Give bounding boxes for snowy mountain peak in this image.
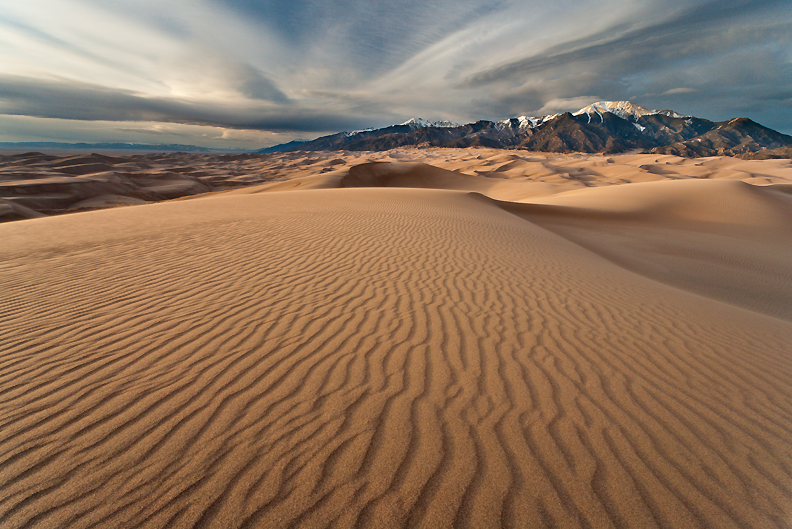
[655,109,691,119]
[540,113,561,124]
[496,116,539,130]
[345,127,375,136]
[573,101,655,122]
[400,118,461,129]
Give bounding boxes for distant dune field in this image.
[2,150,792,528]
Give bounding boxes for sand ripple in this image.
[1,188,792,528]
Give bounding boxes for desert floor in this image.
[2,149,792,528]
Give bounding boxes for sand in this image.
[1,149,792,528]
[3,149,792,220]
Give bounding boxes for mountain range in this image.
[260,101,792,157]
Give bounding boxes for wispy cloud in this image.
[461,0,787,87]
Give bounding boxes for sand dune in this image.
[2,150,792,528]
[502,179,792,320]
[3,148,791,220]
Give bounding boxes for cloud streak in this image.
[462,0,788,87]
[0,75,366,132]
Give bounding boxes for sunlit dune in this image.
[2,149,792,528]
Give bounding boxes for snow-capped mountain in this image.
[573,101,655,122]
[496,116,539,130]
[573,101,695,122]
[401,118,461,129]
[261,101,792,157]
[346,128,375,136]
[655,109,691,119]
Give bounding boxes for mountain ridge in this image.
[260,101,792,157]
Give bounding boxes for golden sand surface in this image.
[1,149,792,528]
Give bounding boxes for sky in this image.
[0,0,790,149]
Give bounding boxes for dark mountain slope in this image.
[259,101,792,157]
[652,118,792,157]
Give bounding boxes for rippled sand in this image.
[1,151,792,528]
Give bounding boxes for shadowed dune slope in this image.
[341,162,490,191]
[337,162,556,203]
[2,188,792,528]
[498,179,792,320]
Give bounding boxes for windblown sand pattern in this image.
[2,153,792,528]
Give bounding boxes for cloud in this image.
[661,88,696,95]
[461,0,789,88]
[234,63,290,103]
[534,97,604,115]
[0,74,365,132]
[160,49,291,103]
[0,114,296,148]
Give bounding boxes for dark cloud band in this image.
[0,75,364,132]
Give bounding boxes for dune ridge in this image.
[2,153,792,528]
[3,148,792,221]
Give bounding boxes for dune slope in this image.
[499,178,792,320]
[1,187,792,528]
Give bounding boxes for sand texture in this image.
[2,149,792,528]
